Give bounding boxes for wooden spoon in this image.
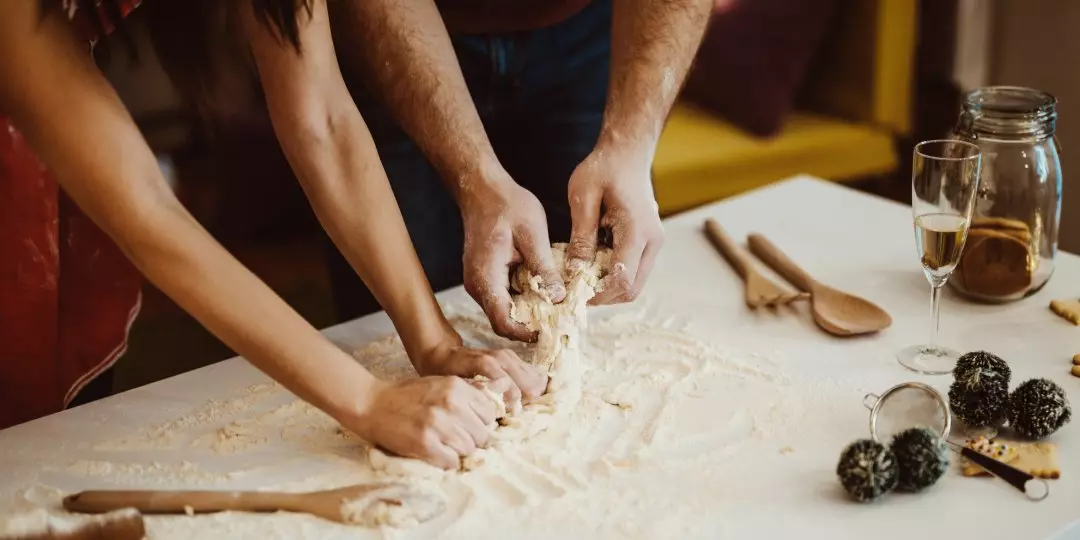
[62,482,445,528]
[746,233,892,336]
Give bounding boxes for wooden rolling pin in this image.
[63,482,445,527]
[1,508,144,540]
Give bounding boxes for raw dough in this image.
[496,243,611,441]
[339,484,446,528]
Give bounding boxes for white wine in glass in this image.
[915,213,967,276]
[897,140,982,375]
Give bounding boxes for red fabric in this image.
[0,0,144,429]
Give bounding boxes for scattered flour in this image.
[1,245,815,538]
[338,484,447,528]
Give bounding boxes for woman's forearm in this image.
[0,2,381,425]
[272,106,458,362]
[121,201,382,420]
[241,0,459,365]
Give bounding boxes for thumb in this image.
[567,187,601,266]
[517,229,566,303]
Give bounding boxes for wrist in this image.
[319,357,385,426]
[450,156,516,208]
[331,370,387,432]
[594,129,658,166]
[405,323,462,375]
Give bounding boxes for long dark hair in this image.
[39,0,312,49]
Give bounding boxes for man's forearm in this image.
[331,0,507,201]
[600,0,712,157]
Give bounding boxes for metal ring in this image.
[1025,478,1051,501]
[865,381,952,444]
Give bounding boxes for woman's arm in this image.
[0,1,494,469]
[239,0,546,400]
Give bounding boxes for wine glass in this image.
[897,139,982,375]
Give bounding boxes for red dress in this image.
[0,0,144,429]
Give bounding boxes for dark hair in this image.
[250,0,314,51]
[40,0,312,49]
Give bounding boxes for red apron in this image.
[0,0,144,429]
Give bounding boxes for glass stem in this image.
[928,283,943,351]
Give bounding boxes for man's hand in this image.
[460,177,566,341]
[349,376,497,470]
[413,336,549,405]
[567,148,664,305]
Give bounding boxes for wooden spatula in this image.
[62,482,445,527]
[747,233,892,336]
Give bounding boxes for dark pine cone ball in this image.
[1008,378,1072,440]
[889,427,949,492]
[949,375,1009,428]
[953,351,1011,387]
[836,439,899,502]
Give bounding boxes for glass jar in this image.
[949,86,1063,303]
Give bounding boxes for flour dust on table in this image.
[0,258,813,538]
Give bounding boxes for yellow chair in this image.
[653,0,917,215]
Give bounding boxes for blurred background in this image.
[99,0,1077,392]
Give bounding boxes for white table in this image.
[2,175,1079,539]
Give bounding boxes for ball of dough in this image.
[836,439,899,503]
[948,375,1009,429]
[889,427,948,492]
[953,351,1012,387]
[1008,378,1072,440]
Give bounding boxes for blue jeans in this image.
[327,0,612,321]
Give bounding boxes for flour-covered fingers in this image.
[516,229,565,303]
[456,377,497,430]
[422,433,462,470]
[497,349,546,401]
[567,184,602,266]
[439,420,479,457]
[624,235,663,301]
[465,240,534,342]
[590,236,645,305]
[477,278,535,343]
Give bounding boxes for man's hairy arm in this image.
[568,0,712,305]
[600,0,713,157]
[330,0,499,199]
[331,0,567,341]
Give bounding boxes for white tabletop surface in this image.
[2,175,1079,539]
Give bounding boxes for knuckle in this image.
[652,228,666,246]
[463,279,481,299]
[478,356,502,374]
[421,430,442,453]
[612,274,633,293]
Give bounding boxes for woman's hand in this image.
[413,336,549,406]
[349,376,499,469]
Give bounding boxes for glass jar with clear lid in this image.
[950,86,1063,303]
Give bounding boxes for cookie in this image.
[1014,443,1061,479]
[1050,299,1080,325]
[953,229,1033,297]
[1073,353,1080,365]
[971,216,1030,232]
[962,439,1061,479]
[1071,366,1080,378]
[962,437,1019,477]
